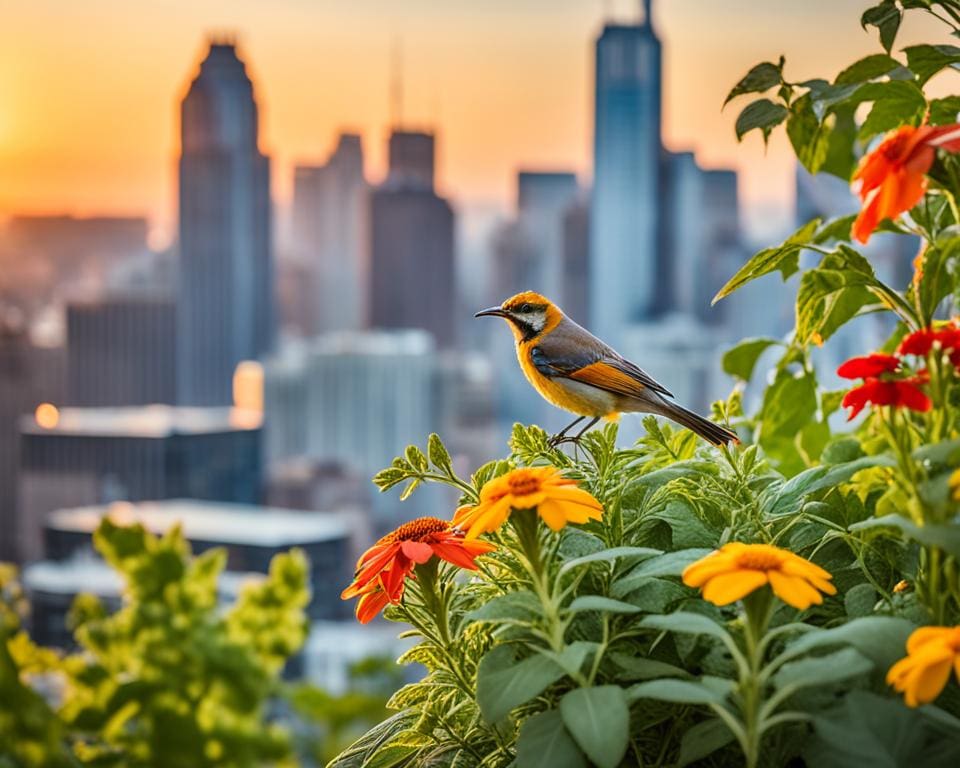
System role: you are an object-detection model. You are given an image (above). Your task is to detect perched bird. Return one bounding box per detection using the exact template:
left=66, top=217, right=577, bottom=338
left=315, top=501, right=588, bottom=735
left=476, top=291, right=738, bottom=446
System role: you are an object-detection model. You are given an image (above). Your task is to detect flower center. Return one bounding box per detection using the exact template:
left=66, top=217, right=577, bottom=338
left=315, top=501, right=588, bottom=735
left=379, top=517, right=450, bottom=544
left=734, top=549, right=785, bottom=572
left=507, top=471, right=542, bottom=496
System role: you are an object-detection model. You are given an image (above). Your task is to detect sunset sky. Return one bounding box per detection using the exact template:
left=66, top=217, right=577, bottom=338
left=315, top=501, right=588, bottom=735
left=0, top=0, right=955, bottom=246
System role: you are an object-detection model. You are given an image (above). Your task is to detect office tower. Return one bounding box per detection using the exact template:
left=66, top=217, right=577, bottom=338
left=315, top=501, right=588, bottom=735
left=16, top=405, right=262, bottom=561
left=562, top=199, right=590, bottom=325
left=177, top=40, right=274, bottom=406
left=291, top=134, right=368, bottom=334
left=0, top=309, right=65, bottom=562
left=369, top=130, right=456, bottom=348
left=66, top=295, right=176, bottom=407
left=517, top=171, right=579, bottom=301
left=590, top=0, right=662, bottom=345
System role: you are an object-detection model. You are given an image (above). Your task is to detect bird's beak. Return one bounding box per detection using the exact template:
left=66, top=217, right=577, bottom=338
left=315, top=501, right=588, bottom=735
left=475, top=306, right=507, bottom=318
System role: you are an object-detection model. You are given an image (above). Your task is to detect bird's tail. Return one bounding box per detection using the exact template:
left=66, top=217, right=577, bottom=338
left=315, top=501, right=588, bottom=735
left=654, top=401, right=739, bottom=447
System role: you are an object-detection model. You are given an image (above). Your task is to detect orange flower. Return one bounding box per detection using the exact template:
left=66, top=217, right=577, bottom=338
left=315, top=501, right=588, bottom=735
left=887, top=626, right=960, bottom=707
left=453, top=466, right=602, bottom=539
left=341, top=517, right=495, bottom=623
left=682, top=542, right=836, bottom=610
left=852, top=123, right=960, bottom=244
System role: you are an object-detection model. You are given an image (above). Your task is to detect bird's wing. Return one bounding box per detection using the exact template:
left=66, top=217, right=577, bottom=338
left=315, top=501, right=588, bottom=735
left=530, top=320, right=674, bottom=399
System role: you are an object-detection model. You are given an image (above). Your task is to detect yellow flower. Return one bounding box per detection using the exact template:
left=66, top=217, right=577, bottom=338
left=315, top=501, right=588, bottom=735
left=682, top=542, right=836, bottom=610
left=453, top=466, right=602, bottom=539
left=887, top=626, right=960, bottom=707
left=949, top=468, right=960, bottom=501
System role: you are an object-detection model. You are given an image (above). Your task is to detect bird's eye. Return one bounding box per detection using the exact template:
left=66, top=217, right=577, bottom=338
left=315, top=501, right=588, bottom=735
left=520, top=303, right=532, bottom=313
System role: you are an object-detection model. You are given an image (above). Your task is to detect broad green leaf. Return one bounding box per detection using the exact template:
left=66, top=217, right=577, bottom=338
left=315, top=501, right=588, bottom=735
left=813, top=215, right=857, bottom=244
left=567, top=596, right=643, bottom=615
left=787, top=93, right=831, bottom=173
left=641, top=612, right=731, bottom=642
left=516, top=710, right=587, bottom=768
left=560, top=687, right=630, bottom=768
left=427, top=433, right=452, bottom=473
left=764, top=454, right=894, bottom=517
left=849, top=515, right=960, bottom=559
left=929, top=95, right=960, bottom=125
left=328, top=711, right=420, bottom=768
left=476, top=645, right=566, bottom=723
left=608, top=653, right=692, bottom=682
left=541, top=641, right=599, bottom=679
left=679, top=718, right=737, bottom=766
left=835, top=53, right=903, bottom=84
left=914, top=437, right=960, bottom=466
left=861, top=1, right=901, bottom=52
left=858, top=84, right=927, bottom=141
left=616, top=548, right=713, bottom=582
left=773, top=646, right=874, bottom=690
left=844, top=583, right=878, bottom=618
left=559, top=546, right=661, bottom=576
left=722, top=337, right=781, bottom=381
left=628, top=678, right=729, bottom=705
left=466, top=591, right=542, bottom=625
left=713, top=218, right=820, bottom=302
left=616, top=577, right=688, bottom=612
left=361, top=731, right=429, bottom=768
left=757, top=369, right=818, bottom=448
left=914, top=238, right=960, bottom=324
left=725, top=59, right=784, bottom=105
left=782, top=616, right=914, bottom=669
left=905, top=44, right=960, bottom=85
left=735, top=98, right=789, bottom=142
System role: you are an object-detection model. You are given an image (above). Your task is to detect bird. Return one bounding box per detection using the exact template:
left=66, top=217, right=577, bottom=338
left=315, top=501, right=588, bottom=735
left=476, top=291, right=738, bottom=447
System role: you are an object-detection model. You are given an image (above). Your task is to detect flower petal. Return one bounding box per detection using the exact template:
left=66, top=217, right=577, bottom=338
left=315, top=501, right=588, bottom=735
left=768, top=570, right=823, bottom=610
left=700, top=569, right=768, bottom=606
left=400, top=540, right=434, bottom=564
left=356, top=589, right=390, bottom=624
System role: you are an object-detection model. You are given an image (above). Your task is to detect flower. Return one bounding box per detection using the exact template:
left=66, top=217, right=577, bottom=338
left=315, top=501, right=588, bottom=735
left=899, top=324, right=960, bottom=367
left=852, top=123, right=960, bottom=244
left=950, top=468, right=960, bottom=502
left=682, top=542, right=836, bottom=610
left=841, top=377, right=932, bottom=420
left=836, top=353, right=901, bottom=379
left=453, top=466, right=603, bottom=539
left=887, top=626, right=960, bottom=707
left=341, top=517, right=495, bottom=623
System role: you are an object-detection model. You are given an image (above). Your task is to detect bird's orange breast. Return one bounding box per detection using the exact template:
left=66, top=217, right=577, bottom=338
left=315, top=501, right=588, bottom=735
left=517, top=342, right=618, bottom=417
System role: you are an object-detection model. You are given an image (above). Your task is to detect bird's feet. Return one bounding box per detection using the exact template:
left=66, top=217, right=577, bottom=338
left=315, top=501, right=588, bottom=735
left=548, top=433, right=580, bottom=449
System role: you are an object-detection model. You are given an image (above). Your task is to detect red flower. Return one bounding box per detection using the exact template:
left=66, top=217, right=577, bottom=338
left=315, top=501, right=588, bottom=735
left=899, top=324, right=960, bottom=363
left=341, top=516, right=495, bottom=623
left=837, top=353, right=901, bottom=379
left=841, top=377, right=932, bottom=421
left=852, top=124, right=960, bottom=244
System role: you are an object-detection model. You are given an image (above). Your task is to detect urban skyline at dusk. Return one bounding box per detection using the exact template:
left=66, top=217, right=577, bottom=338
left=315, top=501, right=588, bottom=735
left=2, top=0, right=955, bottom=245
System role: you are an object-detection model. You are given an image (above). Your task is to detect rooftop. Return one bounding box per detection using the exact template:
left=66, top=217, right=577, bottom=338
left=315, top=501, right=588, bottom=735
left=20, top=405, right=262, bottom=438
left=47, top=499, right=350, bottom=547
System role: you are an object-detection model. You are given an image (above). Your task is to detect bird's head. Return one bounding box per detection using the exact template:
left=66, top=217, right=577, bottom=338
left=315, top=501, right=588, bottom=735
left=475, top=291, right=562, bottom=342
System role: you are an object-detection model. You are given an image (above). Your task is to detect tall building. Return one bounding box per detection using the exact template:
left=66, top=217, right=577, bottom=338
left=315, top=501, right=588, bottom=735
left=66, top=295, right=176, bottom=407
left=590, top=0, right=662, bottom=345
left=562, top=199, right=590, bottom=324
left=17, top=405, right=262, bottom=561
left=177, top=41, right=274, bottom=406
left=369, top=130, right=456, bottom=348
left=291, top=133, right=368, bottom=334
left=517, top=171, right=579, bottom=301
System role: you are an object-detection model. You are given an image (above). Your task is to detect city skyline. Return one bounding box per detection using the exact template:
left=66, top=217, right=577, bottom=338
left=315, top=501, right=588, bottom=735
left=2, top=0, right=956, bottom=245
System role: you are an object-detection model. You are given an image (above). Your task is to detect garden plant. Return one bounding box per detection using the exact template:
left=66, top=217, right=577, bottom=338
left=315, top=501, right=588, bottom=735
left=333, top=3, right=960, bottom=766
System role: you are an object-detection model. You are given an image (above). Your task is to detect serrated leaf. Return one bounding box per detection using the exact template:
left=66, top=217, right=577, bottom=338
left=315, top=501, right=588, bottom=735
left=725, top=59, right=783, bottom=105
left=560, top=687, right=630, bottom=768
left=713, top=218, right=820, bottom=303
left=516, top=710, right=587, bottom=768
left=476, top=645, right=566, bottom=724
left=905, top=44, right=960, bottom=85
left=735, top=98, right=789, bottom=142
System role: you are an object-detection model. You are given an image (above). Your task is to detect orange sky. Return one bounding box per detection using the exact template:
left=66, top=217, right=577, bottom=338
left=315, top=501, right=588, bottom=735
left=0, top=0, right=956, bottom=246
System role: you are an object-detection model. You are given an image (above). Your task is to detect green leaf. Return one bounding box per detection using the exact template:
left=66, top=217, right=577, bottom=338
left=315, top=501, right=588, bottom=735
left=361, top=732, right=428, bottom=768
left=516, top=710, right=587, bottom=768
left=905, top=44, right=960, bottom=85
left=608, top=653, right=692, bottom=682
left=725, top=59, right=784, bottom=105
left=567, top=596, right=642, bottom=615
left=328, top=711, right=420, bottom=768
left=544, top=641, right=599, bottom=678
left=560, top=687, right=630, bottom=768
left=476, top=645, right=566, bottom=724
left=764, top=454, right=894, bottom=517
left=915, top=238, right=960, bottom=324
left=628, top=678, right=729, bottom=705
left=929, top=96, right=960, bottom=125
left=679, top=718, right=737, bottom=766
left=616, top=548, right=713, bottom=582
left=713, top=218, right=820, bottom=303
left=844, top=583, right=878, bottom=618
left=404, top=445, right=428, bottom=473
left=857, top=83, right=927, bottom=141
left=849, top=514, right=960, bottom=559
left=757, top=369, right=818, bottom=447
left=835, top=53, right=903, bottom=84
left=641, top=612, right=731, bottom=642
left=466, top=591, right=542, bottom=624
left=782, top=616, right=914, bottom=669
left=427, top=433, right=452, bottom=473
left=558, top=546, right=661, bottom=576
left=787, top=93, right=831, bottom=174
left=773, top=647, right=874, bottom=691
left=735, top=98, right=789, bottom=142
left=722, top=337, right=781, bottom=381
left=861, top=1, right=901, bottom=53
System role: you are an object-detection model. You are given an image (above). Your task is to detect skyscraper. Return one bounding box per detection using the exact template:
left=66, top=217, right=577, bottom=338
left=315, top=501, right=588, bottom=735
left=177, top=41, right=274, bottom=406
left=291, top=133, right=368, bottom=334
left=590, top=0, right=662, bottom=345
left=517, top=171, right=579, bottom=302
left=369, top=130, right=455, bottom=347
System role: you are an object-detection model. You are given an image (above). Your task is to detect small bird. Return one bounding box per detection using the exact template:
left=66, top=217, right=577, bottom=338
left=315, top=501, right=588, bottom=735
left=476, top=291, right=738, bottom=446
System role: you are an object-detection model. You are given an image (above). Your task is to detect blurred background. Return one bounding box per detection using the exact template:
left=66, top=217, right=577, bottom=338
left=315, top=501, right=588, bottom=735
left=0, top=0, right=954, bottom=739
